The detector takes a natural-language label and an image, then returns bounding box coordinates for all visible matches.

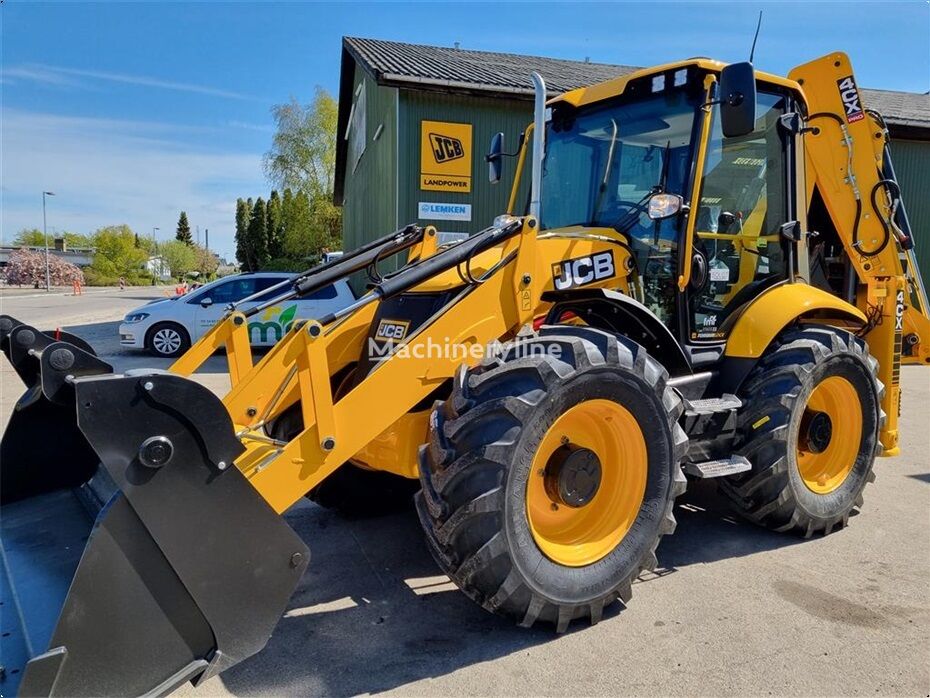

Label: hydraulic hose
[242,225,425,319]
[317,219,525,326]
[807,111,870,255]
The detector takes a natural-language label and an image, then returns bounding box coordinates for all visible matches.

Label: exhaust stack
[529,71,547,223]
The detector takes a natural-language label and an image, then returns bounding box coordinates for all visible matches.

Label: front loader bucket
[0,341,309,696]
[0,316,106,503]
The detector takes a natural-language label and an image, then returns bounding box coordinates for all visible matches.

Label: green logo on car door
[247,304,297,344]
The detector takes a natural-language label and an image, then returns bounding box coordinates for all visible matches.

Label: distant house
[145,256,172,280]
[0,242,95,270]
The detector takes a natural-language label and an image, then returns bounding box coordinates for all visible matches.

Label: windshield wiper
[591,118,619,221]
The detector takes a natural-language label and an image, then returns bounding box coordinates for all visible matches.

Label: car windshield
[540,86,701,237]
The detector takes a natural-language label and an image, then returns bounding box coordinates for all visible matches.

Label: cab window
[688,91,789,341]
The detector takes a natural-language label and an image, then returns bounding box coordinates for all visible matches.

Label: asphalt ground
[1,287,928,696]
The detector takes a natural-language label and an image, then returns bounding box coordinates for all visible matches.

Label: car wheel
[146,322,191,358]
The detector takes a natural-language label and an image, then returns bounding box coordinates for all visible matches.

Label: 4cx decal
[429,133,465,163]
[552,251,615,290]
[836,75,865,123]
[374,319,411,343]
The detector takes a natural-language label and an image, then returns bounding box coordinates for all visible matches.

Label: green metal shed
[334,37,930,283]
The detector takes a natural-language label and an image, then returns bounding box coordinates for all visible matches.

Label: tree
[161,240,197,281]
[281,188,312,258]
[3,249,83,287]
[248,197,269,269]
[235,198,253,270]
[176,211,193,245]
[14,228,91,248]
[88,225,147,278]
[194,245,219,279]
[266,190,285,259]
[264,88,338,200]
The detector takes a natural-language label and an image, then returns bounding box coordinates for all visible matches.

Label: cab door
[684,90,794,344]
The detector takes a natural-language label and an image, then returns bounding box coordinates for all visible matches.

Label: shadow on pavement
[219,504,560,697]
[648,479,802,572]
[219,480,803,696]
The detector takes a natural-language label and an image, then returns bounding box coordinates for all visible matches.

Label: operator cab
[523,60,801,364]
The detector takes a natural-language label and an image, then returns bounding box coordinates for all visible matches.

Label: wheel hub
[801,410,833,454]
[544,444,602,508]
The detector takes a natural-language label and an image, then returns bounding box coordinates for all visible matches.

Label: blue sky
[2,1,928,260]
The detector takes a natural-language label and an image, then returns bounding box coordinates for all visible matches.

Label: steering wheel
[601,199,651,233]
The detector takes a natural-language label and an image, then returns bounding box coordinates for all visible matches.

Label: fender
[725,283,867,358]
[541,288,692,376]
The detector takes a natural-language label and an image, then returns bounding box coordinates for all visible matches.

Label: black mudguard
[1,326,309,696]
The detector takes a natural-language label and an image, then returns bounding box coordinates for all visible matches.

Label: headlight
[124,312,150,323]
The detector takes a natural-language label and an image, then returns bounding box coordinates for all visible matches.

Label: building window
[346,82,367,173]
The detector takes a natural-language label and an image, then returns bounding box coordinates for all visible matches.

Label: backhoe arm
[790,52,930,453]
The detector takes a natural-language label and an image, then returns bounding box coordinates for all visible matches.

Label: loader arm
[229,217,541,511]
[170,224,434,381]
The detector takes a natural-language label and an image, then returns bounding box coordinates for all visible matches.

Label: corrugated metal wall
[397,91,532,235]
[341,66,398,254]
[889,139,930,287]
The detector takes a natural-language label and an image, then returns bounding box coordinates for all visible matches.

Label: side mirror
[719,62,757,138]
[718,211,737,229]
[200,297,213,308]
[487,132,504,184]
[647,192,684,220]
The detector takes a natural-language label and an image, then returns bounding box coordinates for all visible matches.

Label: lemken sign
[418,202,472,222]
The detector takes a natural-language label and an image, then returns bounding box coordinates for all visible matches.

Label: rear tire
[417,326,687,632]
[145,322,191,358]
[719,325,882,537]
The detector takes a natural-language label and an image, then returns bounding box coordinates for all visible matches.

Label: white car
[119,272,355,357]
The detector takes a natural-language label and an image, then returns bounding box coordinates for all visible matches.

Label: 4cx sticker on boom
[836,75,865,123]
[551,251,616,290]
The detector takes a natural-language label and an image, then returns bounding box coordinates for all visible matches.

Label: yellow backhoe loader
[2,51,928,696]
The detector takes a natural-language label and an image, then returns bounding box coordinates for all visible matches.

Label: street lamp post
[152,227,160,279]
[43,191,56,291]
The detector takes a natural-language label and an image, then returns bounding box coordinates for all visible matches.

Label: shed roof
[342,36,639,97]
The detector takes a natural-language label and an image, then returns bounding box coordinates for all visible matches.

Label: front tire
[719,325,882,537]
[145,322,191,358]
[417,326,687,632]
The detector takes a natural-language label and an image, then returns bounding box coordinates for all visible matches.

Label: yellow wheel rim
[796,375,862,494]
[526,399,647,567]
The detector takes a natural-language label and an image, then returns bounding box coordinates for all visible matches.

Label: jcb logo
[836,76,864,123]
[429,133,464,163]
[552,251,615,291]
[375,319,410,343]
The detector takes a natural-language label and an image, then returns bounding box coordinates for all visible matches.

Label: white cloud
[228,120,275,133]
[1,109,266,259]
[0,65,85,88]
[1,63,254,101]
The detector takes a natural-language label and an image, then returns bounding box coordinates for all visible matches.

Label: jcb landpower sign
[420,120,472,193]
